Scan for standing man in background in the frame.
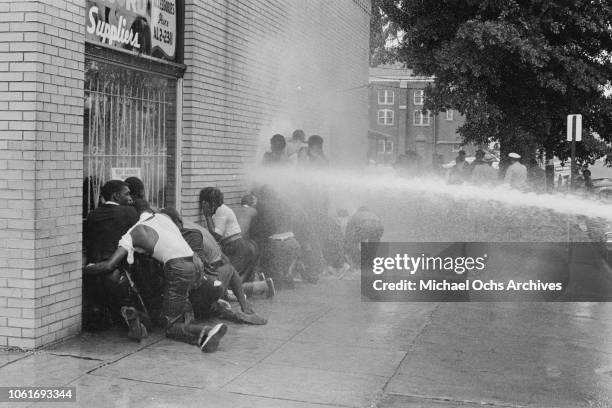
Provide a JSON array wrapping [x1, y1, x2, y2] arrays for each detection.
[[504, 152, 528, 190]]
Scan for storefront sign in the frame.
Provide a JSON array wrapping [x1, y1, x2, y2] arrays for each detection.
[[111, 167, 142, 181], [86, 0, 177, 61], [151, 0, 176, 58]]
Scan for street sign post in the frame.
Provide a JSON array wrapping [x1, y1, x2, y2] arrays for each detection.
[[567, 114, 582, 190]]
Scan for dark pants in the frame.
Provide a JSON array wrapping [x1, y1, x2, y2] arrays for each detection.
[[162, 257, 200, 344], [222, 237, 258, 282], [189, 278, 224, 320]]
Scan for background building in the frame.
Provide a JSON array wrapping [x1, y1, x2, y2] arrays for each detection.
[[368, 65, 471, 166], [0, 0, 370, 349]]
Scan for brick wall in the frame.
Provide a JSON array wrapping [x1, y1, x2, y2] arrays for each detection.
[[0, 0, 84, 349], [181, 0, 370, 219]]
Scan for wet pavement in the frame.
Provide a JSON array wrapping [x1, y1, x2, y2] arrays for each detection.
[[3, 242, 612, 408]]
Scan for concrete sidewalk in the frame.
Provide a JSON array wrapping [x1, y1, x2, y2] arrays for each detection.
[[2, 266, 612, 407]]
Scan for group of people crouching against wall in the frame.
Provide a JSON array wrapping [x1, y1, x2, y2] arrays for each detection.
[[82, 175, 384, 353]]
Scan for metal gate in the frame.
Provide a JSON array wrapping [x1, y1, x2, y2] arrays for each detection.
[[83, 60, 175, 217]]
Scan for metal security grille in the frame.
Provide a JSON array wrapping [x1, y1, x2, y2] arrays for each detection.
[[84, 60, 174, 217]]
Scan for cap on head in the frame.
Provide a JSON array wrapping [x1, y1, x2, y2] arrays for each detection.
[[458, 150, 466, 157], [508, 152, 521, 159]]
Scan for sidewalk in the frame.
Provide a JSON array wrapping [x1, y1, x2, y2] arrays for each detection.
[[2, 265, 612, 407]]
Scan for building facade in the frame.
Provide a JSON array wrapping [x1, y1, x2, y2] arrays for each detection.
[[0, 0, 370, 349], [368, 65, 470, 166]]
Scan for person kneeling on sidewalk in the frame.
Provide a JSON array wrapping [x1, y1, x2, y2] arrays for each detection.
[[160, 207, 269, 325], [83, 199, 227, 352]]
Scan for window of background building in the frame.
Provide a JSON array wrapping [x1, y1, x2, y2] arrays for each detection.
[[378, 90, 394, 105], [385, 140, 394, 153], [413, 110, 430, 126], [414, 90, 424, 105], [378, 109, 394, 125], [446, 110, 454, 120]]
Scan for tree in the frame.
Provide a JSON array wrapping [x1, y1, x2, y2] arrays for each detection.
[[373, 0, 612, 166], [370, 0, 400, 66]]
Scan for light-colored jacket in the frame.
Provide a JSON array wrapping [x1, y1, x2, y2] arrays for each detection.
[[504, 162, 528, 189]]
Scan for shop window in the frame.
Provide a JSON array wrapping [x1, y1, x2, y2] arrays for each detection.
[[83, 59, 177, 217]]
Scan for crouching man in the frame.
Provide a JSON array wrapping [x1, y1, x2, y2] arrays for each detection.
[[160, 207, 269, 325], [83, 200, 227, 352]]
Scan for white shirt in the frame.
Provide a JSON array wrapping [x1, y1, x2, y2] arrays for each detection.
[[212, 204, 242, 238], [119, 212, 193, 265], [504, 162, 528, 189]]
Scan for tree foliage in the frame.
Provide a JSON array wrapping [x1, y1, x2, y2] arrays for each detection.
[[372, 0, 612, 163]]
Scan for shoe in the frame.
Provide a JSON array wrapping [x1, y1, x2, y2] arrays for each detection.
[[236, 311, 267, 325], [217, 299, 232, 311], [265, 277, 275, 298], [226, 290, 238, 302], [120, 306, 148, 341], [199, 323, 227, 353], [211, 300, 239, 321]]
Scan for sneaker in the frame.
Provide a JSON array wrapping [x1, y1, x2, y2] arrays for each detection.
[[265, 277, 275, 298], [211, 300, 238, 321], [236, 311, 267, 325], [120, 306, 148, 341], [217, 299, 232, 311], [199, 323, 227, 353]]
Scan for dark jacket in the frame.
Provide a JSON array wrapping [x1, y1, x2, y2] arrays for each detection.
[[84, 204, 138, 263]]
